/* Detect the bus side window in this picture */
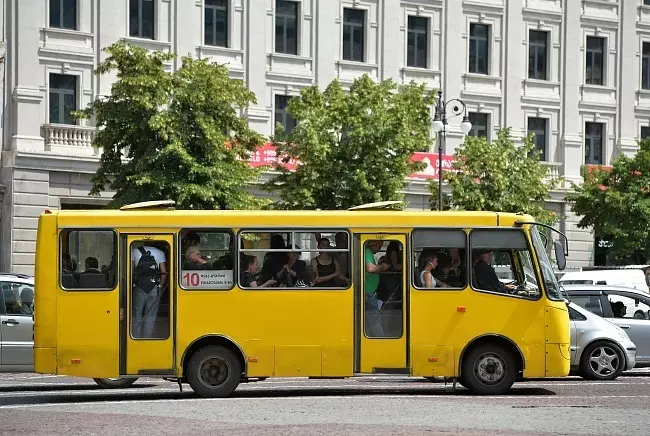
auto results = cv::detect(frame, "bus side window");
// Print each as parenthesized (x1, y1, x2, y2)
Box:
(411, 229, 467, 289)
(178, 229, 235, 290)
(59, 229, 117, 290)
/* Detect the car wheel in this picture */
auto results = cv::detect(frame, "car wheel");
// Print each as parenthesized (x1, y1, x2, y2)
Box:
(93, 377, 138, 389)
(186, 345, 241, 398)
(460, 344, 517, 395)
(579, 341, 624, 381)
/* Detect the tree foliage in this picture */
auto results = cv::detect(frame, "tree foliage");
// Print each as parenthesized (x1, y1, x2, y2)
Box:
(567, 139, 650, 263)
(78, 41, 267, 209)
(263, 75, 434, 210)
(431, 128, 559, 224)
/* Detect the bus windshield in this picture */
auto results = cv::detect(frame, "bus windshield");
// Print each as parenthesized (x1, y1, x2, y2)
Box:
(531, 225, 563, 301)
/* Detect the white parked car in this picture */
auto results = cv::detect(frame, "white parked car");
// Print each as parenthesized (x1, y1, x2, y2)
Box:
(0, 273, 136, 388)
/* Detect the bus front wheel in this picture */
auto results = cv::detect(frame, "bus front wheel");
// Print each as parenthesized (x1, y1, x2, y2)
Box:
(187, 345, 241, 398)
(93, 378, 138, 389)
(461, 344, 517, 395)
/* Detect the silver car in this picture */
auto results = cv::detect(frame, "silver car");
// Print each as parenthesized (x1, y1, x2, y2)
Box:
(0, 273, 136, 388)
(568, 301, 636, 380)
(564, 284, 650, 368)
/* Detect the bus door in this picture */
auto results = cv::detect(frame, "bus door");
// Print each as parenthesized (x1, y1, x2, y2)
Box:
(121, 234, 175, 375)
(357, 234, 408, 373)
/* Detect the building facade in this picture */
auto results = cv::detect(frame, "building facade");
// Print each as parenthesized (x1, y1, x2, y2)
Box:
(2, 0, 650, 275)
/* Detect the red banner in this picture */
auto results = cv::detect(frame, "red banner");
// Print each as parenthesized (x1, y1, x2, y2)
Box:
(243, 143, 455, 180)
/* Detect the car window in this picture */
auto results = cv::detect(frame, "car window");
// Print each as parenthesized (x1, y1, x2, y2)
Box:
(607, 293, 650, 320)
(0, 281, 34, 316)
(568, 306, 587, 321)
(568, 294, 604, 317)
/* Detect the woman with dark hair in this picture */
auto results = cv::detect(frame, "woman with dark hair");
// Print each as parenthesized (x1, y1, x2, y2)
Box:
(277, 245, 307, 287)
(241, 254, 276, 288)
(259, 234, 288, 283)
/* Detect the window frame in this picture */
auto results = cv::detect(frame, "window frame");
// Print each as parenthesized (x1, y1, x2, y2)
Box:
(49, 0, 78, 30)
(527, 117, 548, 161)
(468, 112, 489, 138)
(468, 227, 543, 301)
(342, 7, 366, 62)
(585, 35, 605, 86)
(643, 42, 650, 90)
(275, 0, 299, 55)
(274, 94, 297, 134)
(469, 22, 489, 75)
(177, 228, 236, 291)
(129, 0, 155, 40)
(585, 121, 604, 165)
(204, 0, 229, 48)
(406, 15, 429, 69)
(59, 228, 119, 292)
(528, 29, 548, 81)
(237, 228, 352, 291)
(49, 73, 78, 125)
(410, 228, 469, 291)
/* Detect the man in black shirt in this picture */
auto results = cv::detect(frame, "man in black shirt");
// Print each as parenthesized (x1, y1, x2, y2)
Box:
(473, 249, 517, 294)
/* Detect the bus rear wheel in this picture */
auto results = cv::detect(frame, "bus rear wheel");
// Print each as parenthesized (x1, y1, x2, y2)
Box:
(187, 345, 241, 398)
(93, 378, 137, 389)
(461, 344, 517, 395)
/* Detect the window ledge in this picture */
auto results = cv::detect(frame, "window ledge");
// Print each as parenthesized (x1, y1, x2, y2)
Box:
(581, 83, 614, 91)
(336, 60, 379, 68)
(268, 52, 312, 62)
(40, 27, 94, 38)
(523, 78, 560, 86)
(198, 45, 244, 55)
(637, 89, 650, 96)
(462, 73, 502, 81)
(401, 66, 441, 74)
(121, 36, 172, 50)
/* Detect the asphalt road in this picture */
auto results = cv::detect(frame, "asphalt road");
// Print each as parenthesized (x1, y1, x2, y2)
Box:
(1, 370, 650, 435)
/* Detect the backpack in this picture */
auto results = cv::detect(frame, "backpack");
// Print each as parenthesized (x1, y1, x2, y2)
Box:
(134, 246, 160, 292)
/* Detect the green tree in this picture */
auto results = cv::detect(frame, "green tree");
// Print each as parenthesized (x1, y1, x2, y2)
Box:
(263, 75, 434, 210)
(78, 41, 267, 210)
(567, 139, 650, 263)
(431, 128, 559, 223)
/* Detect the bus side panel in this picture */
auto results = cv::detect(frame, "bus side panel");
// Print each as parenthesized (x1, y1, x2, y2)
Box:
(545, 304, 571, 377)
(410, 289, 547, 379)
(34, 214, 59, 374)
(176, 288, 354, 378)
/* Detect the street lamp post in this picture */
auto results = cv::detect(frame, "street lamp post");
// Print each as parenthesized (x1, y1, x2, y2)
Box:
(431, 90, 473, 211)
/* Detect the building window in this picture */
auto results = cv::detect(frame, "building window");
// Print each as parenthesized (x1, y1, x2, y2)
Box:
(205, 0, 228, 47)
(49, 74, 77, 125)
(275, 95, 296, 134)
(643, 43, 650, 90)
(343, 8, 365, 62)
(585, 122, 604, 165)
(129, 0, 155, 39)
(527, 117, 547, 161)
(469, 23, 489, 75)
(407, 16, 428, 69)
(585, 36, 605, 85)
(528, 30, 548, 80)
(641, 126, 650, 140)
(275, 0, 298, 55)
(49, 0, 77, 30)
(645, 0, 650, 5)
(468, 112, 488, 138)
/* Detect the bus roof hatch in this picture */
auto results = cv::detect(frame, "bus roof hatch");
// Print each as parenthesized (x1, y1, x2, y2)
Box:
(119, 200, 176, 211)
(347, 200, 403, 211)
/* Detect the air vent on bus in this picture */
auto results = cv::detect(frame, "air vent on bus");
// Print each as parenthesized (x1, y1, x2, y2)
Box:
(119, 200, 176, 211)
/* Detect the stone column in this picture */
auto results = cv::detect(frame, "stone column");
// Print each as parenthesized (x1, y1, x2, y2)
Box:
(616, 0, 638, 157)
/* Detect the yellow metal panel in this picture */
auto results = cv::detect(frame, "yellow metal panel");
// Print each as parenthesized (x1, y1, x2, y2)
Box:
(545, 343, 571, 377)
(244, 339, 274, 377)
(411, 345, 455, 377)
(274, 345, 322, 377)
(56, 290, 120, 377)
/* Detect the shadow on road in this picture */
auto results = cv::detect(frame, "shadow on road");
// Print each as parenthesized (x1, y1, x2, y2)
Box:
(0, 385, 557, 408)
(0, 383, 159, 393)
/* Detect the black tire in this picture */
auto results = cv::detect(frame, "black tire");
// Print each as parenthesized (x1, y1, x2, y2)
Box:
(460, 344, 518, 395)
(93, 377, 138, 389)
(579, 341, 624, 381)
(186, 345, 241, 398)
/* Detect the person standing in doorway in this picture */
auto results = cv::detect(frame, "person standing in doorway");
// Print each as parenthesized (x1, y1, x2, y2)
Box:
(365, 240, 390, 337)
(131, 243, 167, 339)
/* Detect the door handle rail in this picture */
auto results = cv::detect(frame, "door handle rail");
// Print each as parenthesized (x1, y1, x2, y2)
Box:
(2, 319, 19, 325)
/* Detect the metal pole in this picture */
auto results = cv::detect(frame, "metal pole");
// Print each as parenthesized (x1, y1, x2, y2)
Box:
(438, 132, 443, 211)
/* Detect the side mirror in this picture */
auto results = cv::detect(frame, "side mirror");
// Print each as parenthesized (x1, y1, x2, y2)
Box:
(554, 240, 566, 270)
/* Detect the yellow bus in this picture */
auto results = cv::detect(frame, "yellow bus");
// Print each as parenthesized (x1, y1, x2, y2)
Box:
(34, 200, 570, 397)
